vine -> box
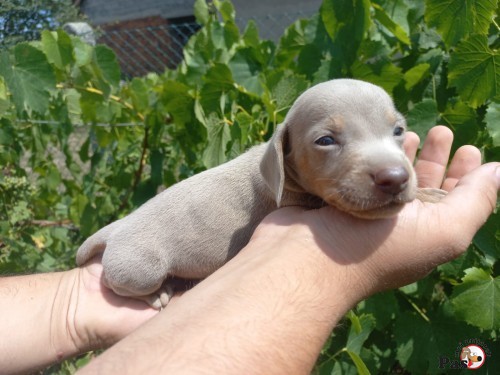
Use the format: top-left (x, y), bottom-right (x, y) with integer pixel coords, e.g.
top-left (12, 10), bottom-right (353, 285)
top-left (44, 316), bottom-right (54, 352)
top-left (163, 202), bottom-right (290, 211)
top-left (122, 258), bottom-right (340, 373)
top-left (0, 0), bottom-right (498, 373)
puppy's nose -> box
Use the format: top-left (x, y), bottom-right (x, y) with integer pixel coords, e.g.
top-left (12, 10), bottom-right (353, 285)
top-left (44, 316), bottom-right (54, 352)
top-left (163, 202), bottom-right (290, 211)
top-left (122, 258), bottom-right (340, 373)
top-left (373, 167), bottom-right (409, 195)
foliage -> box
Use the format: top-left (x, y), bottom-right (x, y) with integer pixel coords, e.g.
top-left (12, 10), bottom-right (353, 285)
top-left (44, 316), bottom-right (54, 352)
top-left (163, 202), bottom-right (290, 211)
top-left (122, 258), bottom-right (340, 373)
top-left (0, 0), bottom-right (498, 373)
top-left (0, 0), bottom-right (83, 49)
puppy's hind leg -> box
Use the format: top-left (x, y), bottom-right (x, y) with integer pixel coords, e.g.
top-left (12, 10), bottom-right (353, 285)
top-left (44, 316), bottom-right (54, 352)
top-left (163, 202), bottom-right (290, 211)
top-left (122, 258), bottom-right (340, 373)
top-left (101, 240), bottom-right (171, 310)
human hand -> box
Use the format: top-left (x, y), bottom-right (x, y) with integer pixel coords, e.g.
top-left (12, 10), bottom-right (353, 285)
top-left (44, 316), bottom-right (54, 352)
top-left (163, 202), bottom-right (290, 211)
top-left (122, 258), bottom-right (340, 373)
top-left (66, 256), bottom-right (158, 353)
top-left (249, 126), bottom-right (499, 303)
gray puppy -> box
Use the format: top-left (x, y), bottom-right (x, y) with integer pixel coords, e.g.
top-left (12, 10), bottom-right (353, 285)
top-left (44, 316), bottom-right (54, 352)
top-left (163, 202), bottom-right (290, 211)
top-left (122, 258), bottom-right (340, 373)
top-left (77, 79), bottom-right (444, 308)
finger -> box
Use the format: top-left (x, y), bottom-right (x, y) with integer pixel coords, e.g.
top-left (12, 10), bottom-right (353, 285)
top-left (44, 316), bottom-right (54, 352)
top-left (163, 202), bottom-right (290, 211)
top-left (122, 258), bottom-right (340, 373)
top-left (415, 126), bottom-right (454, 188)
top-left (404, 131), bottom-right (420, 163)
top-left (441, 145), bottom-right (482, 192)
top-left (440, 162), bottom-right (499, 254)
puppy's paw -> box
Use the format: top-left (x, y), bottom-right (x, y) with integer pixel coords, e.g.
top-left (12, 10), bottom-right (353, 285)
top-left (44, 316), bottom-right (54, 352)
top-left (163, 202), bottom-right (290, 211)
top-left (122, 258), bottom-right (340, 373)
top-left (136, 284), bottom-right (174, 310)
top-left (416, 187), bottom-right (447, 203)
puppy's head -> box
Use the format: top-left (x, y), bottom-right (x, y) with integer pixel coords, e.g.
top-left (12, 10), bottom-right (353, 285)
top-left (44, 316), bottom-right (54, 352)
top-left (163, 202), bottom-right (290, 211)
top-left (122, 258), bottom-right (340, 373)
top-left (260, 79), bottom-right (417, 219)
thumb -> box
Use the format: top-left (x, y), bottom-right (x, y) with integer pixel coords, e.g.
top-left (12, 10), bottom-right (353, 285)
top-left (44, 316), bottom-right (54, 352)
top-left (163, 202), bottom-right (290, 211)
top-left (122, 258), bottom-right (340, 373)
top-left (440, 162), bottom-right (499, 250)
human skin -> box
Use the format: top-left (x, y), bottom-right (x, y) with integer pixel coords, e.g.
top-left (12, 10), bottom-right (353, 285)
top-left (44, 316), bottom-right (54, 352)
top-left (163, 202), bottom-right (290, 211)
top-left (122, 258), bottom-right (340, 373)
top-left (0, 256), bottom-right (157, 374)
top-left (75, 127), bottom-right (499, 374)
top-left (0, 127), bottom-right (498, 375)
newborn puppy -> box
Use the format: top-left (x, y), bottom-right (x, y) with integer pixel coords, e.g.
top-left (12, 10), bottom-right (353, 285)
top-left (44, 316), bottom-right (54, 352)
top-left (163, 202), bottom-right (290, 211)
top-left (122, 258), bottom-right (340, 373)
top-left (77, 79), bottom-right (444, 308)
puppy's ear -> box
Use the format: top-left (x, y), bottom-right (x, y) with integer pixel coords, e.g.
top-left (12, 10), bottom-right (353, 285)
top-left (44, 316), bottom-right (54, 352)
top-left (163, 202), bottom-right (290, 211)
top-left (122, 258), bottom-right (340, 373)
top-left (260, 123), bottom-right (288, 207)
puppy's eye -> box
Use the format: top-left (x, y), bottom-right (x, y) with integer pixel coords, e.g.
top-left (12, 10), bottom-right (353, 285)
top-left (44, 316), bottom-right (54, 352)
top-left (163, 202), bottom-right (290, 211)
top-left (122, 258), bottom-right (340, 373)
top-left (315, 136), bottom-right (336, 146)
top-left (393, 126), bottom-right (405, 136)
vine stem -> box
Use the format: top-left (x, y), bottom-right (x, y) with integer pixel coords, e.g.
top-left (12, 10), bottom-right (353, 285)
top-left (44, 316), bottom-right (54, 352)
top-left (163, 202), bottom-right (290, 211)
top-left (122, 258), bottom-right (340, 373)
top-left (116, 125), bottom-right (149, 215)
top-left (28, 219), bottom-right (76, 229)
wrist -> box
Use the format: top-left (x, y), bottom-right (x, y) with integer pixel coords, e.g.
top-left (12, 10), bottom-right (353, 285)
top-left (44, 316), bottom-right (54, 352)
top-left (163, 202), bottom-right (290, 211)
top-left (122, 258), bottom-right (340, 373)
top-left (50, 269), bottom-right (87, 360)
top-left (0, 270), bottom-right (84, 374)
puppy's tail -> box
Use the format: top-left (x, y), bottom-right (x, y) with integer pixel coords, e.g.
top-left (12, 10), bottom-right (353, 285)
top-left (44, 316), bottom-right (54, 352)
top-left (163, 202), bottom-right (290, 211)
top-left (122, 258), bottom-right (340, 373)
top-left (76, 221), bottom-right (119, 266)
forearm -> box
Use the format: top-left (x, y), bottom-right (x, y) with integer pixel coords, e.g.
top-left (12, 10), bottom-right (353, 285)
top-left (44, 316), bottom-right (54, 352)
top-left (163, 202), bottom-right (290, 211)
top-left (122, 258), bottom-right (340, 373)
top-left (77, 227), bottom-right (361, 374)
top-left (0, 269), bottom-right (80, 374)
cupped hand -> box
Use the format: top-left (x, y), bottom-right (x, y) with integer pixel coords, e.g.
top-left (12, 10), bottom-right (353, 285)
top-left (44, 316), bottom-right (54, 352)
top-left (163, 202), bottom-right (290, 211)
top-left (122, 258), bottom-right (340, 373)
top-left (251, 126), bottom-right (499, 302)
top-left (69, 256), bottom-right (158, 352)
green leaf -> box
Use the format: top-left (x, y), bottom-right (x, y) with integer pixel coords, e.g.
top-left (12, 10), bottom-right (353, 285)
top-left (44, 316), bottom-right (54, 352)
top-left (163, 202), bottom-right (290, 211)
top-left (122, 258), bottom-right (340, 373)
top-left (71, 36), bottom-right (93, 67)
top-left (473, 211), bottom-right (499, 260)
top-left (265, 70), bottom-right (308, 115)
top-left (351, 61), bottom-right (403, 94)
top-left (194, 0), bottom-right (210, 25)
top-left (485, 102), bottom-right (500, 147)
top-left (41, 30), bottom-right (74, 70)
top-left (65, 88), bottom-right (82, 124)
top-left (424, 0), bottom-right (497, 48)
top-left (357, 291), bottom-right (399, 330)
top-left (406, 99), bottom-right (439, 141)
top-left (346, 350), bottom-right (371, 375)
top-left (228, 48), bottom-right (263, 96)
top-left (0, 76), bottom-right (10, 114)
top-left (242, 21), bottom-right (260, 48)
top-left (394, 309), bottom-right (479, 374)
top-left (440, 101), bottom-right (479, 149)
top-left (448, 34), bottom-right (499, 108)
top-left (161, 80), bottom-right (194, 126)
top-left (93, 45), bottom-right (121, 88)
top-left (450, 268), bottom-right (500, 330)
top-left (202, 113), bottom-right (231, 168)
top-left (372, 3), bottom-right (411, 45)
top-left (403, 63), bottom-right (430, 90)
top-left (346, 314), bottom-right (375, 354)
top-left (320, 0), bottom-right (371, 68)
top-left (200, 64), bottom-right (234, 114)
top-left (216, 0), bottom-right (236, 22)
top-left (129, 78), bottom-right (149, 113)
top-left (0, 43), bottom-right (56, 115)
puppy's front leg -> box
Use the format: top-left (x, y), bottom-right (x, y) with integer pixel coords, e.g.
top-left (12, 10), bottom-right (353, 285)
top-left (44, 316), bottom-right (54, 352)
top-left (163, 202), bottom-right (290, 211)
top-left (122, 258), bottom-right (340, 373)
top-left (416, 187), bottom-right (447, 203)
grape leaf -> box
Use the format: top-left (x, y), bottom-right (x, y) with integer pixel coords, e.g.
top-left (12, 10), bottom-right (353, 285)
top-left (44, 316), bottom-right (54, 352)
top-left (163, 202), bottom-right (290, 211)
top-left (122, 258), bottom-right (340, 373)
top-left (346, 350), bottom-right (371, 375)
top-left (406, 98), bottom-right (439, 141)
top-left (404, 63), bottom-right (430, 90)
top-left (0, 43), bottom-right (55, 115)
top-left (93, 45), bottom-right (121, 88)
top-left (357, 291), bottom-right (399, 330)
top-left (129, 78), bottom-right (149, 113)
top-left (41, 30), bottom-right (74, 70)
top-left (71, 36), bottom-right (94, 67)
top-left (440, 101), bottom-right (479, 150)
top-left (448, 34), bottom-right (500, 108)
top-left (202, 112), bottom-right (231, 168)
top-left (216, 0), bottom-right (235, 22)
top-left (424, 0), bottom-right (497, 48)
top-left (485, 102), bottom-right (500, 147)
top-left (346, 313), bottom-right (375, 354)
top-left (320, 0), bottom-right (371, 68)
top-left (266, 70), bottom-right (308, 113)
top-left (450, 268), bottom-right (500, 330)
top-left (0, 76), bottom-right (10, 113)
top-left (473, 210), bottom-right (500, 262)
top-left (228, 48), bottom-right (263, 96)
top-left (372, 3), bottom-right (410, 45)
top-left (351, 60), bottom-right (403, 94)
top-left (394, 309), bottom-right (479, 374)
top-left (194, 0), bottom-right (210, 25)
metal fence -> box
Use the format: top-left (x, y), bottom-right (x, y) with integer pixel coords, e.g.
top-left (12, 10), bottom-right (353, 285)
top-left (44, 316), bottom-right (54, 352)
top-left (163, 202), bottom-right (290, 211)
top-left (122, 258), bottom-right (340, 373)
top-left (99, 21), bottom-right (200, 77)
top-left (99, 10), bottom-right (315, 78)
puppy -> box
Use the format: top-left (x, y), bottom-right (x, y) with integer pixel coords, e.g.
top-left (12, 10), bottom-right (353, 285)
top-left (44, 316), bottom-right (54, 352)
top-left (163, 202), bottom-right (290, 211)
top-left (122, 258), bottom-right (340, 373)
top-left (76, 79), bottom-right (445, 308)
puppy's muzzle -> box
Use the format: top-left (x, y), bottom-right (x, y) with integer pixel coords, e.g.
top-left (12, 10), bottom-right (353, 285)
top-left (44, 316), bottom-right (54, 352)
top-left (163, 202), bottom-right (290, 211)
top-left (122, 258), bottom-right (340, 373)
top-left (372, 166), bottom-right (409, 195)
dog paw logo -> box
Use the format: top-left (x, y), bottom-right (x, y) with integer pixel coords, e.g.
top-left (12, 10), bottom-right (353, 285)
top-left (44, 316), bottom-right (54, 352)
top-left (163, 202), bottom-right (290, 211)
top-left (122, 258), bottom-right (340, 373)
top-left (460, 345), bottom-right (486, 370)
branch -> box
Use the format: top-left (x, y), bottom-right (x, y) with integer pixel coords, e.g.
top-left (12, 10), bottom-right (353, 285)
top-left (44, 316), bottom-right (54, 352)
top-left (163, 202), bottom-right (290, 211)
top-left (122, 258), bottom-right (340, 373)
top-left (28, 219), bottom-right (77, 230)
top-left (116, 126), bottom-right (149, 215)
